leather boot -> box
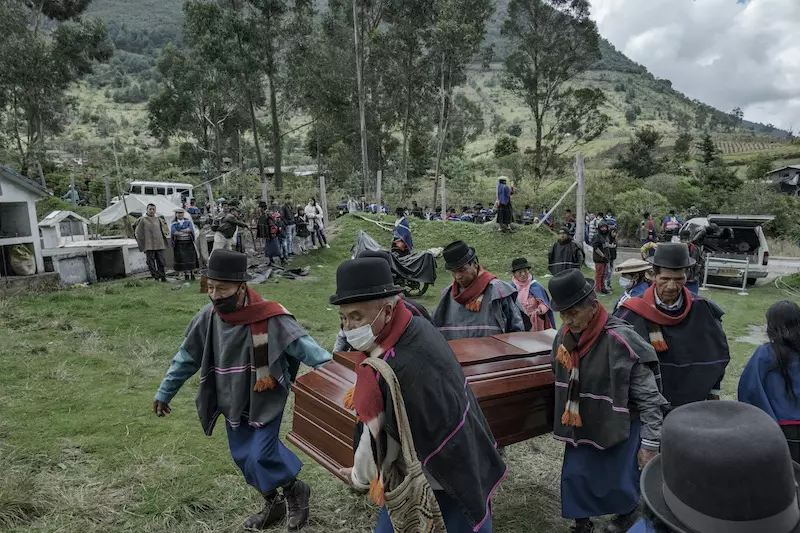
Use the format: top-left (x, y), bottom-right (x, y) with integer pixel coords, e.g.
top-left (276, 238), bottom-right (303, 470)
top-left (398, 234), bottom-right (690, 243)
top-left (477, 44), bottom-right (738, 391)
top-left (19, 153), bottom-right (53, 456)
top-left (572, 518), bottom-right (594, 533)
top-left (604, 510), bottom-right (638, 533)
top-left (283, 480), bottom-right (311, 531)
top-left (243, 491), bottom-right (286, 531)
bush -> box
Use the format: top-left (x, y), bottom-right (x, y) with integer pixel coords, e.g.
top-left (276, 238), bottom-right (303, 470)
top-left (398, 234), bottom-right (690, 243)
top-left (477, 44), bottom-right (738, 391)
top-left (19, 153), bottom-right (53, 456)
top-left (724, 182), bottom-right (800, 239)
top-left (745, 153), bottom-right (774, 182)
top-left (494, 135), bottom-right (519, 158)
top-left (644, 174), bottom-right (704, 213)
top-left (612, 189), bottom-right (670, 239)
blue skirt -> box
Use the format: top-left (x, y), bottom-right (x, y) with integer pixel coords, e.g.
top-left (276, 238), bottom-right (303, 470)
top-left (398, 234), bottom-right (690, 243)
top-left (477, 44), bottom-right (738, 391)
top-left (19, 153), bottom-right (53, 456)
top-left (265, 238), bottom-right (282, 259)
top-left (375, 490), bottom-right (492, 533)
top-left (226, 415), bottom-right (302, 494)
top-left (560, 420), bottom-right (642, 519)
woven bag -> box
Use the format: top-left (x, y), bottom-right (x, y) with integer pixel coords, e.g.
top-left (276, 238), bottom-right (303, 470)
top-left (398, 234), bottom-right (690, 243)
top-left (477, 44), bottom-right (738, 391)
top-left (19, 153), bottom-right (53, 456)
top-left (361, 357), bottom-right (446, 533)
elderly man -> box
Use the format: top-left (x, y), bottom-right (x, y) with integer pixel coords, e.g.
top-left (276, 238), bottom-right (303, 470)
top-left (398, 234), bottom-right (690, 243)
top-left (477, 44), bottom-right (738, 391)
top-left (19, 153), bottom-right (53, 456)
top-left (549, 226), bottom-right (585, 276)
top-left (615, 243), bottom-right (730, 408)
top-left (152, 250), bottom-right (331, 531)
top-left (432, 240), bottom-right (525, 340)
top-left (214, 204), bottom-right (250, 251)
top-left (331, 258), bottom-right (507, 532)
top-left (548, 269), bottom-right (667, 533)
top-left (134, 203), bottom-right (168, 282)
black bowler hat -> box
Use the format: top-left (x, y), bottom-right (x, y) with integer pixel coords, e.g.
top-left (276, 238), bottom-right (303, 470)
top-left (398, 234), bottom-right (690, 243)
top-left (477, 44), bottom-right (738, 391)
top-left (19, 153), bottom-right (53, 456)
top-left (204, 250), bottom-right (252, 282)
top-left (548, 269), bottom-right (595, 312)
top-left (359, 249), bottom-right (393, 266)
top-left (641, 402), bottom-right (800, 533)
top-left (511, 258), bottom-right (532, 273)
top-left (330, 258), bottom-right (404, 305)
top-left (649, 242), bottom-right (696, 269)
top-left (443, 240), bottom-right (476, 271)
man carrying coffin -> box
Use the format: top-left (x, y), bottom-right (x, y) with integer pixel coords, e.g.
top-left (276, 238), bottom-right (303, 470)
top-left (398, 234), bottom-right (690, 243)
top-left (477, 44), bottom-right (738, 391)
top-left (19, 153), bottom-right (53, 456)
top-left (333, 258), bottom-right (507, 532)
top-left (548, 269), bottom-right (667, 533)
top-left (615, 243), bottom-right (730, 407)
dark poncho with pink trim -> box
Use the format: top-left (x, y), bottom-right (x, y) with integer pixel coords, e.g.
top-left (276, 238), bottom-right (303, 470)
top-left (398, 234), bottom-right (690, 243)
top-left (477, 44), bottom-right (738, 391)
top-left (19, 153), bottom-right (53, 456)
top-left (357, 316), bottom-right (507, 531)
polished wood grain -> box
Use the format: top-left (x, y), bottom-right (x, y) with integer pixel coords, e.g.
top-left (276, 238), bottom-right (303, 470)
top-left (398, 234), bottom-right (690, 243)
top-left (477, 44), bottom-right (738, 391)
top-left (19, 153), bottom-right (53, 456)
top-left (288, 331), bottom-right (557, 480)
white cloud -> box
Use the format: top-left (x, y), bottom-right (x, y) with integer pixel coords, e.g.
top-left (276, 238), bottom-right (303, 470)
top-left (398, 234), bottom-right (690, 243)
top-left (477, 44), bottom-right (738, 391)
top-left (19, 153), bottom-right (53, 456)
top-left (591, 0), bottom-right (800, 130)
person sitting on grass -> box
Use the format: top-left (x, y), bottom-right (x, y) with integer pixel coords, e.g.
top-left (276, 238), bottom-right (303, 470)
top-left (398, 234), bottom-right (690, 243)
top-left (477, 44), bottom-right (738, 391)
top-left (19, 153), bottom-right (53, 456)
top-left (152, 250), bottom-right (331, 532)
top-left (331, 258), bottom-right (506, 532)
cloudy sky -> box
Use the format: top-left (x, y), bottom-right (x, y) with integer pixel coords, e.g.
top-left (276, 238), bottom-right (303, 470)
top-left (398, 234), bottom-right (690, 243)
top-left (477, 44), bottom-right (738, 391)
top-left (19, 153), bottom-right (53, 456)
top-left (591, 0), bottom-right (800, 130)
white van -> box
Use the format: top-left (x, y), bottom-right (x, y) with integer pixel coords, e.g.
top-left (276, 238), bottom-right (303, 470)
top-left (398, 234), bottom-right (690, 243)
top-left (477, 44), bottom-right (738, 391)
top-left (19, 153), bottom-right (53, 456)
top-left (681, 215), bottom-right (774, 285)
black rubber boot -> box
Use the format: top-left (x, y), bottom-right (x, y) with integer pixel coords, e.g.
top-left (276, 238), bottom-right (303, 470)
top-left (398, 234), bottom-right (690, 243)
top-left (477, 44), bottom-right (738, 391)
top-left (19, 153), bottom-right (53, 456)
top-left (283, 480), bottom-right (311, 531)
top-left (243, 491), bottom-right (286, 531)
top-left (604, 509), bottom-right (638, 533)
top-left (572, 518), bottom-right (594, 533)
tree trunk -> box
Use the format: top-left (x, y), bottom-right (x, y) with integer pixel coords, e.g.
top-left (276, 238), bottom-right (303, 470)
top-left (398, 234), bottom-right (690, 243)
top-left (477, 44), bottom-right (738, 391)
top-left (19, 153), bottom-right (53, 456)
top-left (432, 57), bottom-right (450, 208)
top-left (267, 69), bottom-right (283, 191)
top-left (400, 60), bottom-right (411, 200)
top-left (353, 0), bottom-right (370, 197)
top-left (248, 96), bottom-right (268, 202)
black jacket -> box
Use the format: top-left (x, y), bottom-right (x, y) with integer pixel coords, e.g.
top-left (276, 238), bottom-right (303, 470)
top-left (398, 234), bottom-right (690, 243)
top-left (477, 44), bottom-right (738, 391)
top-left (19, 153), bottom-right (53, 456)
top-left (548, 240), bottom-right (584, 275)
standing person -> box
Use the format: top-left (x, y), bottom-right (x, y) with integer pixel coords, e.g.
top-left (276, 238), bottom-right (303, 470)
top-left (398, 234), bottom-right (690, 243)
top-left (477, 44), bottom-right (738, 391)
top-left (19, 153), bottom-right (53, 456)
top-left (496, 176), bottom-right (514, 232)
top-left (280, 195), bottom-right (295, 258)
top-left (255, 201), bottom-right (269, 248)
top-left (588, 212), bottom-right (605, 243)
top-left (170, 207), bottom-right (199, 281)
top-left (294, 206), bottom-right (310, 255)
top-left (214, 205), bottom-right (249, 252)
top-left (134, 203), bottom-right (168, 282)
top-left (258, 209), bottom-right (283, 267)
top-left (738, 300), bottom-right (800, 462)
top-left (187, 198), bottom-right (202, 217)
top-left (637, 213), bottom-right (657, 245)
top-left (680, 229), bottom-right (703, 294)
top-left (616, 244), bottom-right (730, 407)
top-left (511, 258), bottom-right (555, 331)
top-left (304, 198), bottom-right (329, 250)
top-left (660, 210), bottom-right (682, 242)
top-left (432, 240), bottom-right (525, 340)
top-left (331, 258), bottom-right (507, 533)
top-left (549, 227), bottom-right (585, 276)
top-left (548, 270), bottom-right (666, 533)
top-left (604, 210), bottom-right (617, 229)
top-left (629, 402), bottom-right (800, 533)
top-left (605, 227), bottom-right (618, 293)
top-left (152, 250), bottom-right (332, 531)
top-left (592, 222), bottom-right (611, 295)
top-left (613, 259), bottom-right (653, 313)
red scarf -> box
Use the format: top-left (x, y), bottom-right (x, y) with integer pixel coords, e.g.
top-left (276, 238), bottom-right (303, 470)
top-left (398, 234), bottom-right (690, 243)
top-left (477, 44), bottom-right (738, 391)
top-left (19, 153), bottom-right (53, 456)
top-left (555, 304), bottom-right (609, 428)
top-left (621, 284), bottom-right (693, 326)
top-left (215, 288), bottom-right (291, 391)
top-left (452, 268), bottom-right (497, 312)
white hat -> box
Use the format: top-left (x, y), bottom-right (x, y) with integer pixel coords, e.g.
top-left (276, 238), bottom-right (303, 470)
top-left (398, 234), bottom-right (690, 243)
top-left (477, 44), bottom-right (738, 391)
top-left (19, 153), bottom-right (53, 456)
top-left (616, 258), bottom-right (652, 275)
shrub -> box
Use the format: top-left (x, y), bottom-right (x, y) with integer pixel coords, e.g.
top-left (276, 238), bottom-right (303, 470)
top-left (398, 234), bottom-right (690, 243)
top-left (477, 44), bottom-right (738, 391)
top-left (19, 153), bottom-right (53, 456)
top-left (612, 188), bottom-right (670, 238)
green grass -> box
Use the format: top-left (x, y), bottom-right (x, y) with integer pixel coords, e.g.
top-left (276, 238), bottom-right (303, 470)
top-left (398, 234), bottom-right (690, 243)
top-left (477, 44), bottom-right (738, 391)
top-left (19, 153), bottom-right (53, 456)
top-left (1, 215), bottom-right (797, 533)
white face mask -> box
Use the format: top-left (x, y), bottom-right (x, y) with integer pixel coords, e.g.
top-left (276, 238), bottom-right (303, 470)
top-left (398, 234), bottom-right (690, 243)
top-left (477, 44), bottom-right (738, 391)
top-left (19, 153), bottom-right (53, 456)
top-left (619, 277), bottom-right (635, 290)
top-left (344, 307), bottom-right (387, 351)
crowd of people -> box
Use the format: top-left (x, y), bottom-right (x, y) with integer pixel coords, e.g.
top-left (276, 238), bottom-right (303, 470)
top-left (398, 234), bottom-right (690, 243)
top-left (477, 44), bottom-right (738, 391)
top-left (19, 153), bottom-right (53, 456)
top-left (146, 201), bottom-right (800, 533)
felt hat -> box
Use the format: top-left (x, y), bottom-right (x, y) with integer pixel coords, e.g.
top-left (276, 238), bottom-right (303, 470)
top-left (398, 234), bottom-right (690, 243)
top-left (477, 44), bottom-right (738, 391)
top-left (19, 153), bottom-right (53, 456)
top-left (641, 401), bottom-right (800, 533)
top-left (648, 242), bottom-right (696, 269)
top-left (616, 258), bottom-right (652, 275)
top-left (498, 176), bottom-right (508, 183)
top-left (204, 250), bottom-right (252, 282)
top-left (511, 258), bottom-right (532, 272)
top-left (358, 249), bottom-right (393, 267)
top-left (548, 269), bottom-right (595, 312)
top-left (443, 240), bottom-right (476, 271)
top-left (329, 258), bottom-right (404, 305)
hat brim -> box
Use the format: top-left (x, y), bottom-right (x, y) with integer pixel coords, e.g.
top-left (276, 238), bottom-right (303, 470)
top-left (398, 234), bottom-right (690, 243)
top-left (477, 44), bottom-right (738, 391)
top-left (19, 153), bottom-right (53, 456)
top-left (329, 286), bottom-right (405, 306)
top-left (550, 279), bottom-right (596, 312)
top-left (200, 269), bottom-right (253, 282)
top-left (641, 455), bottom-right (800, 533)
top-left (444, 247), bottom-right (477, 271)
top-left (511, 262), bottom-right (533, 273)
top-left (647, 257), bottom-right (697, 269)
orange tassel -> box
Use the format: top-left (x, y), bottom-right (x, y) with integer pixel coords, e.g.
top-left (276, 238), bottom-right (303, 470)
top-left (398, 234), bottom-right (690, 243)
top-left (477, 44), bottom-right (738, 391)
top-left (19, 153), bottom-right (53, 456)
top-left (556, 345), bottom-right (573, 372)
top-left (342, 386), bottom-right (356, 410)
top-left (369, 475), bottom-right (386, 506)
top-left (465, 295), bottom-right (483, 312)
top-left (561, 410), bottom-right (583, 428)
top-left (652, 340), bottom-right (668, 352)
top-left (253, 376), bottom-right (277, 392)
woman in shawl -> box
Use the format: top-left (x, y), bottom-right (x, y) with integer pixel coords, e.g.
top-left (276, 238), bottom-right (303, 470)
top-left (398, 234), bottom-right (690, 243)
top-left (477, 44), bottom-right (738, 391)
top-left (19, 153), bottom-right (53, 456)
top-left (170, 208), bottom-right (198, 280)
top-left (511, 258), bottom-right (555, 331)
top-left (738, 300), bottom-right (800, 462)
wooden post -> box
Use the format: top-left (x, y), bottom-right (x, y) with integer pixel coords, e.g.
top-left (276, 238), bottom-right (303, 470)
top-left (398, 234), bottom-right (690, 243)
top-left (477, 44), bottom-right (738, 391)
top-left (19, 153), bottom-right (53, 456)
top-left (104, 175), bottom-right (111, 208)
top-left (575, 154), bottom-right (585, 249)
top-left (535, 180), bottom-right (578, 228)
top-left (206, 184), bottom-right (216, 215)
top-left (320, 174), bottom-right (329, 227)
top-left (37, 161), bottom-right (46, 188)
top-left (441, 172), bottom-right (446, 224)
top-left (69, 174), bottom-right (76, 207)
top-left (376, 169), bottom-right (382, 217)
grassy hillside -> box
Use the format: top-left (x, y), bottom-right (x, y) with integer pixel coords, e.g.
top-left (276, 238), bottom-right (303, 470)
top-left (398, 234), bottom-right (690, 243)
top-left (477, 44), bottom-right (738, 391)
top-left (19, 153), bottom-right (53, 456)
top-left (1, 214), bottom-right (796, 533)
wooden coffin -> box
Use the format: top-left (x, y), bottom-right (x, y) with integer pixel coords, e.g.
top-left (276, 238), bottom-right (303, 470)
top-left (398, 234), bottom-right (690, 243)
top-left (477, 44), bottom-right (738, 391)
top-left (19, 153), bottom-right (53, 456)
top-left (287, 330), bottom-right (557, 482)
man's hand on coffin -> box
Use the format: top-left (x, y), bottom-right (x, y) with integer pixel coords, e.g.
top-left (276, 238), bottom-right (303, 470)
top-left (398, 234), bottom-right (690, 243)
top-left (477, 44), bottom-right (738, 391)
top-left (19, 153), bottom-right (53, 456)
top-left (153, 400), bottom-right (172, 417)
top-left (638, 448), bottom-right (658, 470)
top-left (337, 467), bottom-right (353, 485)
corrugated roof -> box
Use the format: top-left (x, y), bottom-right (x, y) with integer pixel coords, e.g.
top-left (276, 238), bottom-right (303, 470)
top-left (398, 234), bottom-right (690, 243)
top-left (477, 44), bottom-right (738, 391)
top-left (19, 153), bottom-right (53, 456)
top-left (0, 165), bottom-right (52, 198)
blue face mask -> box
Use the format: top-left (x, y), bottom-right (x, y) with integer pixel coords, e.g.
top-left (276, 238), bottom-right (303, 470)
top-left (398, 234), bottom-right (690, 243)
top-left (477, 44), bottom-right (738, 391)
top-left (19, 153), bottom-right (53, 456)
top-left (619, 277), bottom-right (634, 290)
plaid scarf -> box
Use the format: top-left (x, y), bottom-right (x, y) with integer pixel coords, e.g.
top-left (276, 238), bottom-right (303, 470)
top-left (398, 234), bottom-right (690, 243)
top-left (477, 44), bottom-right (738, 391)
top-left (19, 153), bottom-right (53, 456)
top-left (621, 285), bottom-right (693, 352)
top-left (215, 288), bottom-right (292, 392)
top-left (452, 268), bottom-right (497, 312)
top-left (555, 304), bottom-right (609, 427)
